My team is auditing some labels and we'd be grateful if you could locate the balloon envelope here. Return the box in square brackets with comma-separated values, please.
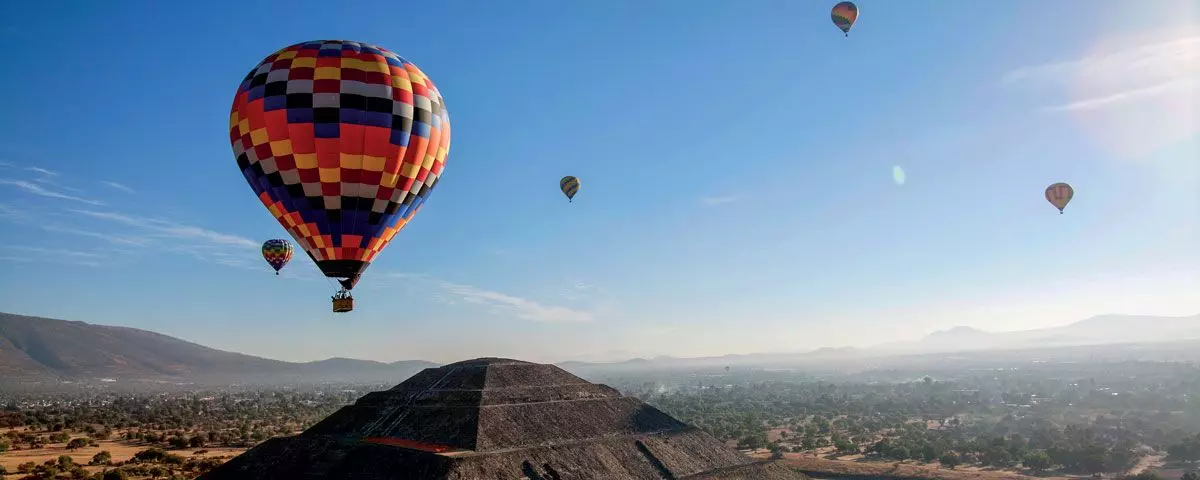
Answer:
[1045, 182, 1074, 213]
[262, 239, 294, 273]
[831, 1, 859, 35]
[560, 176, 581, 201]
[230, 40, 451, 288]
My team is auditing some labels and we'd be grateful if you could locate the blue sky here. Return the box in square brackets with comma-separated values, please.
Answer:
[0, 0, 1196, 364]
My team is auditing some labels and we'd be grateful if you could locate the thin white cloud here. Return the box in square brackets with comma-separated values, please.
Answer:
[3, 245, 106, 259]
[0, 245, 108, 267]
[72, 209, 257, 248]
[368, 272, 594, 322]
[24, 167, 58, 176]
[0, 179, 105, 205]
[699, 195, 738, 206]
[39, 224, 153, 246]
[101, 181, 136, 194]
[436, 280, 594, 323]
[1004, 35, 1200, 112]
[1003, 36, 1200, 85]
[0, 202, 22, 220]
[1045, 78, 1196, 112]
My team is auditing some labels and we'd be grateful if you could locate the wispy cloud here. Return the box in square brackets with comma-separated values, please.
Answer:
[0, 179, 105, 205]
[373, 272, 595, 323]
[437, 280, 594, 323]
[1044, 79, 1195, 112]
[699, 195, 738, 206]
[0, 202, 23, 220]
[101, 181, 136, 194]
[1004, 35, 1200, 112]
[25, 166, 58, 176]
[39, 224, 153, 247]
[72, 210, 257, 248]
[0, 245, 108, 267]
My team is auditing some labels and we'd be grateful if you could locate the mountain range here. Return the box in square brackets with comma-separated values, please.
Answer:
[0, 312, 435, 386]
[2, 311, 1197, 385]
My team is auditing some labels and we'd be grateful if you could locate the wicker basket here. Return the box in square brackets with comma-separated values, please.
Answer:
[332, 297, 354, 313]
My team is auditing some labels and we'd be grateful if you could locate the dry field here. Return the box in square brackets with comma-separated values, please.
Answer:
[0, 427, 244, 474]
[749, 452, 1083, 480]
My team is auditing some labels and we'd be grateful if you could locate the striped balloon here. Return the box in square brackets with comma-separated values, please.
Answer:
[262, 239, 295, 274]
[560, 176, 581, 203]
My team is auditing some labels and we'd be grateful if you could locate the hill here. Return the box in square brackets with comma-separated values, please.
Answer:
[879, 313, 1200, 354]
[0, 312, 436, 386]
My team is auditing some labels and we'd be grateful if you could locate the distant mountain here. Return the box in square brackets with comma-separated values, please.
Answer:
[556, 314, 1200, 374]
[877, 314, 1200, 354]
[6, 311, 1198, 386]
[0, 313, 437, 385]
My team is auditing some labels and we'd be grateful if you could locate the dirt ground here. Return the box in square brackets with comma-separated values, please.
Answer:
[0, 428, 244, 473]
[749, 452, 1080, 480]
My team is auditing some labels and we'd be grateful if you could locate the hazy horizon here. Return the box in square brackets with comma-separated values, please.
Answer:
[0, 0, 1196, 364]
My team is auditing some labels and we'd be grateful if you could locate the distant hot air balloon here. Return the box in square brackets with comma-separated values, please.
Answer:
[230, 40, 451, 313]
[1045, 182, 1074, 214]
[560, 176, 581, 203]
[831, 1, 859, 37]
[261, 239, 294, 275]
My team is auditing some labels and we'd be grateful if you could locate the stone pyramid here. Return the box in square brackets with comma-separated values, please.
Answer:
[199, 357, 806, 479]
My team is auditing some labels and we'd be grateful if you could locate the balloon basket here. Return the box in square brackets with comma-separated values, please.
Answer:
[332, 297, 354, 313]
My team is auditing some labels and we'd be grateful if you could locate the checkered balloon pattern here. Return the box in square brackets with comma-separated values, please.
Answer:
[261, 238, 294, 273]
[230, 40, 451, 285]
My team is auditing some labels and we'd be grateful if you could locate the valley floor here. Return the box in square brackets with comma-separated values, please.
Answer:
[749, 452, 1175, 480]
[0, 427, 245, 478]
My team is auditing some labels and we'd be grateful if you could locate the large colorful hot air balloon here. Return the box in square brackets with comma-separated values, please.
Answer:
[831, 1, 859, 37]
[230, 40, 451, 313]
[560, 176, 581, 203]
[261, 239, 294, 275]
[1045, 182, 1074, 214]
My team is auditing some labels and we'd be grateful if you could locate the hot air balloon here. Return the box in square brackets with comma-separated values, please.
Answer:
[1045, 182, 1074, 214]
[560, 176, 581, 203]
[261, 239, 294, 275]
[230, 40, 451, 313]
[831, 1, 859, 37]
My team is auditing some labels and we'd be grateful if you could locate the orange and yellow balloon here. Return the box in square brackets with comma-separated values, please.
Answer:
[831, 2, 859, 37]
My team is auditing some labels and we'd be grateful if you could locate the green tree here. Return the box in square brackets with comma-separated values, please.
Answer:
[1023, 451, 1052, 472]
[834, 439, 859, 455]
[91, 450, 113, 465]
[67, 437, 90, 449]
[939, 453, 961, 469]
[983, 447, 1015, 467]
[101, 469, 129, 480]
[0, 438, 9, 453]
[188, 435, 206, 448]
[58, 455, 74, 469]
[1178, 471, 1197, 480]
[167, 436, 188, 449]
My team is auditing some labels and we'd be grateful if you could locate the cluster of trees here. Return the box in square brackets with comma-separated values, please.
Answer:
[4, 447, 225, 480]
[641, 362, 1200, 475]
[0, 387, 362, 452]
[1168, 433, 1200, 462]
